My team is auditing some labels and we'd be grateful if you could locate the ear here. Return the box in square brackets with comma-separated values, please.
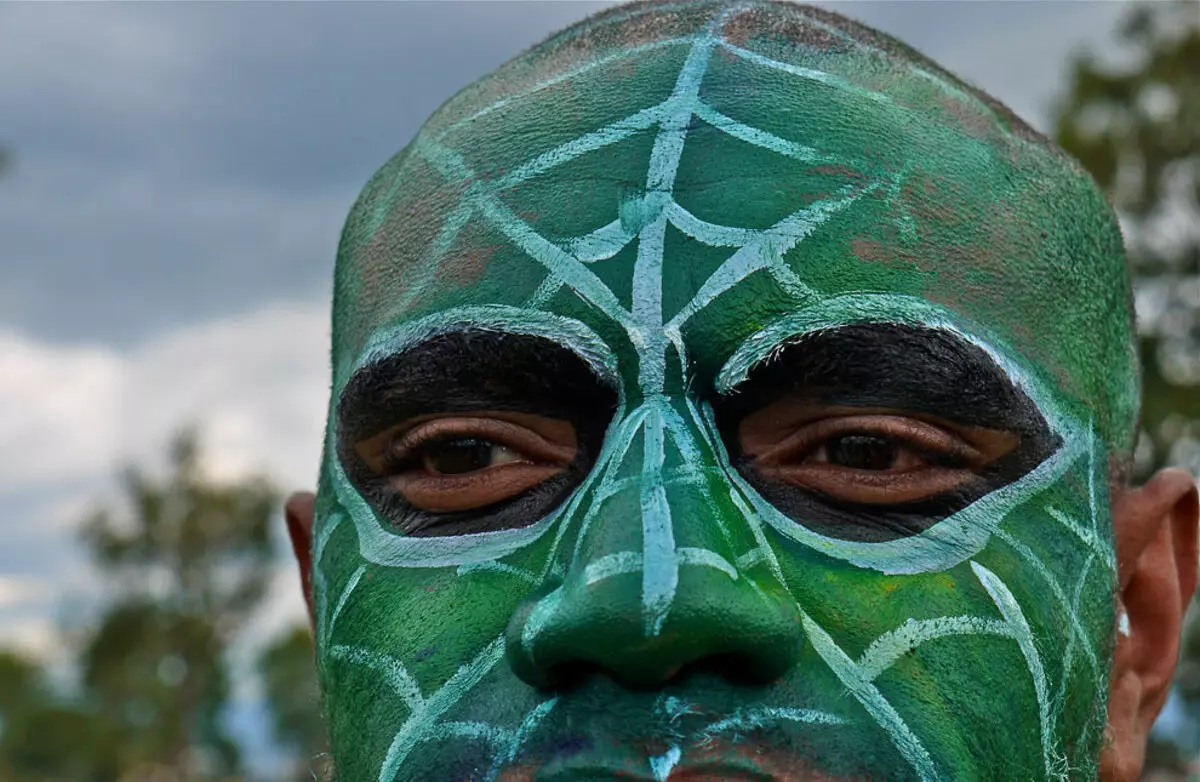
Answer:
[285, 491, 318, 636]
[1100, 468, 1199, 782]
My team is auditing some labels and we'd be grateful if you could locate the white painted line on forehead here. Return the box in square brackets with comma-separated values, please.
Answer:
[715, 291, 1076, 439]
[430, 37, 695, 143]
[341, 304, 619, 392]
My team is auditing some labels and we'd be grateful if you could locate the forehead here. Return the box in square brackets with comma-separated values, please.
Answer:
[332, 1, 1134, 441]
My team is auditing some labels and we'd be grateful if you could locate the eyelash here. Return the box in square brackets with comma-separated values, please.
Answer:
[808, 432, 970, 469]
[380, 420, 972, 481]
[370, 416, 579, 482]
[754, 416, 981, 471]
[382, 432, 481, 473]
[359, 417, 583, 524]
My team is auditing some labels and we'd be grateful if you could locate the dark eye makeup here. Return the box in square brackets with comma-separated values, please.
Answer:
[337, 322, 1058, 542]
[337, 329, 618, 536]
[711, 323, 1060, 542]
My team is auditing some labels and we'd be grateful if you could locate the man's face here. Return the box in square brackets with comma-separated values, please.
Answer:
[310, 3, 1143, 780]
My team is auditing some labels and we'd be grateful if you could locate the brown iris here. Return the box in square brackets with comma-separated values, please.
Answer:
[354, 411, 578, 513]
[739, 399, 1019, 505]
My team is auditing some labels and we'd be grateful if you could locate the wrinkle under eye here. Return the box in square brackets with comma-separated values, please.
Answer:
[368, 414, 577, 513]
[755, 416, 986, 505]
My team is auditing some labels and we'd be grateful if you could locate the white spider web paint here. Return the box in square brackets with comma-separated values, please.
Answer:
[317, 6, 1109, 779]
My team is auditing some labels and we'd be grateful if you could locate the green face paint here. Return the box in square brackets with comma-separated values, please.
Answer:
[314, 2, 1135, 780]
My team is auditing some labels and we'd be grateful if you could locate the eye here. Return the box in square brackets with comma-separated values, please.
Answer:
[408, 437, 524, 476]
[745, 414, 1015, 506]
[356, 415, 579, 514]
[814, 434, 918, 471]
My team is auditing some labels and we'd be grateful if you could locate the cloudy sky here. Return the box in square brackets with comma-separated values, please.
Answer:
[0, 0, 1141, 773]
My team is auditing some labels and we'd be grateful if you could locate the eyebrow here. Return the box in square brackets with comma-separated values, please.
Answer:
[337, 328, 617, 446]
[721, 323, 1050, 436]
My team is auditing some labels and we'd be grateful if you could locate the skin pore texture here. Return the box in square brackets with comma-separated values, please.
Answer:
[286, 2, 1200, 780]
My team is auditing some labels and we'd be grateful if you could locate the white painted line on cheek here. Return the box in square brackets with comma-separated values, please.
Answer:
[801, 610, 940, 781]
[971, 561, 1059, 781]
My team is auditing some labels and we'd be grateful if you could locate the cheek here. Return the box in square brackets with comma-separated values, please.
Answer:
[767, 499, 1115, 778]
[312, 512, 555, 773]
[315, 561, 535, 782]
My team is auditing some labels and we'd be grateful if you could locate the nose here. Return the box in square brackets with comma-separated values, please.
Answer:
[505, 398, 802, 689]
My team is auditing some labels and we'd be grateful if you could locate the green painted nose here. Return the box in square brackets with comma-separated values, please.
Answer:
[506, 560, 802, 689]
[506, 397, 803, 689]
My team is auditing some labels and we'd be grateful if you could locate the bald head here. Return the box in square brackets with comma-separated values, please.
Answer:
[295, 5, 1200, 782]
[334, 0, 1136, 456]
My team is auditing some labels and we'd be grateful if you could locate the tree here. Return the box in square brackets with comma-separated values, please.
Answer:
[0, 650, 42, 719]
[0, 702, 122, 782]
[258, 626, 326, 782]
[1053, 0, 1200, 766]
[0, 651, 122, 782]
[78, 430, 278, 781]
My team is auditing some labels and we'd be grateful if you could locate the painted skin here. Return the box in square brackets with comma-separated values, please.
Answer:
[312, 2, 1140, 780]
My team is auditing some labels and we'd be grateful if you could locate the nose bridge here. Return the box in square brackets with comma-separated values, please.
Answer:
[506, 395, 802, 688]
[581, 395, 743, 632]
[568, 395, 770, 632]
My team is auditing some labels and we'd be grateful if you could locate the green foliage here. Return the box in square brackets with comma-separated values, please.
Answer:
[1054, 0, 1200, 477]
[258, 626, 327, 781]
[0, 654, 118, 782]
[0, 651, 43, 718]
[74, 430, 277, 778]
[0, 701, 122, 782]
[0, 430, 280, 782]
[80, 601, 240, 778]
[81, 431, 277, 631]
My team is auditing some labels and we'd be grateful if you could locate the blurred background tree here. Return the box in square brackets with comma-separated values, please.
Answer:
[77, 430, 277, 780]
[1053, 0, 1200, 773]
[0, 651, 121, 782]
[258, 628, 326, 782]
[0, 431, 285, 782]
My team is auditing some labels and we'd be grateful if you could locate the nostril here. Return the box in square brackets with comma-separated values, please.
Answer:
[686, 652, 783, 687]
[537, 660, 609, 692]
[506, 564, 803, 693]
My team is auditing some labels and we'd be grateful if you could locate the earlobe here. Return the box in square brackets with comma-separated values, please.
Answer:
[285, 491, 318, 636]
[1101, 469, 1199, 781]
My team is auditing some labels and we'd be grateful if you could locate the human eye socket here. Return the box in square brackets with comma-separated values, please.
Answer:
[360, 416, 578, 513]
[748, 414, 1008, 505]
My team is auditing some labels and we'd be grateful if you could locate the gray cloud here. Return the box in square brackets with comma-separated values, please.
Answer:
[0, 2, 608, 345]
